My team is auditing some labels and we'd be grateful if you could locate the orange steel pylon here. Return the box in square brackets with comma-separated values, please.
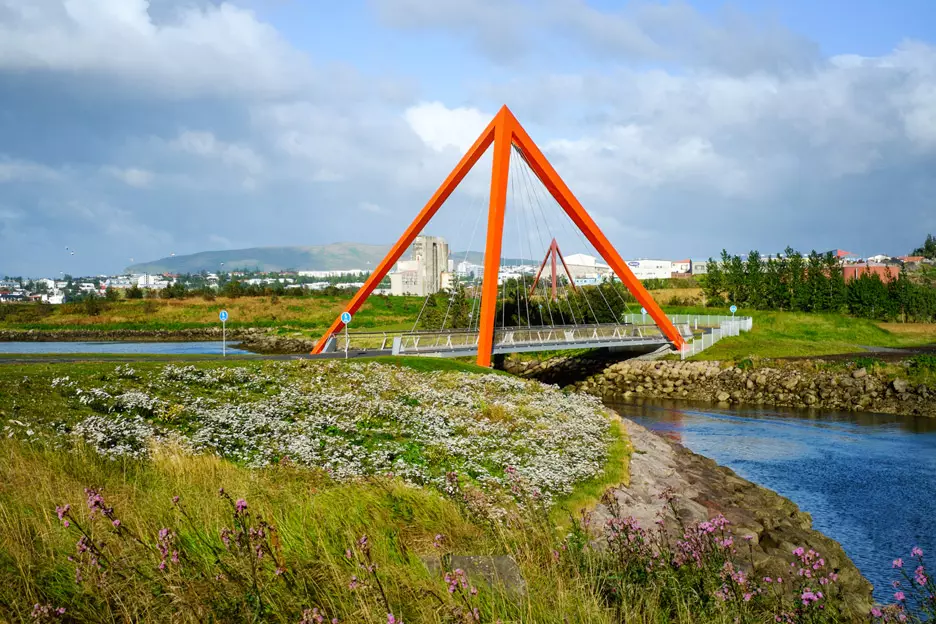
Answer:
[529, 238, 577, 301]
[311, 105, 686, 366]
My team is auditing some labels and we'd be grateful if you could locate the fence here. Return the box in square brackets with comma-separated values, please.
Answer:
[677, 316, 753, 360]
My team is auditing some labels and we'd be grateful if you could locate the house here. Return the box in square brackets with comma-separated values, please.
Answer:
[842, 263, 901, 282]
[671, 259, 691, 274]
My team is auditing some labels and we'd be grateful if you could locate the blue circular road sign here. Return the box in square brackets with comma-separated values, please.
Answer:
[641, 307, 647, 315]
[730, 305, 738, 314]
[219, 310, 229, 322]
[340, 311, 352, 324]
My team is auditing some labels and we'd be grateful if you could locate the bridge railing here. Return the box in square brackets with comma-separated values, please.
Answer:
[678, 316, 753, 360]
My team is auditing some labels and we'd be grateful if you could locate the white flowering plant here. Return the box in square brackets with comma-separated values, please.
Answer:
[32, 361, 615, 508]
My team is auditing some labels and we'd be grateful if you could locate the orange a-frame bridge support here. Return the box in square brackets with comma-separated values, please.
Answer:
[312, 105, 686, 366]
[529, 237, 578, 302]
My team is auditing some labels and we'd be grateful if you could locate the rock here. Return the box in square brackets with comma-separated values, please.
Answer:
[716, 391, 731, 403]
[892, 378, 909, 394]
[423, 555, 526, 597]
[804, 393, 818, 405]
[782, 377, 799, 390]
[853, 368, 867, 379]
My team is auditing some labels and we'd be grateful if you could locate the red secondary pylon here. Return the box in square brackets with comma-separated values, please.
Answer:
[529, 238, 577, 301]
[312, 105, 686, 366]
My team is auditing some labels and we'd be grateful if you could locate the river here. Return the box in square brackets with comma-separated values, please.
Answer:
[0, 341, 249, 355]
[609, 398, 936, 602]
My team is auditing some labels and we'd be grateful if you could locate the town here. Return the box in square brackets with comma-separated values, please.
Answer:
[2, 235, 934, 304]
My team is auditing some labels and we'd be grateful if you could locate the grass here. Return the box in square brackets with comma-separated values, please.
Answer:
[0, 360, 881, 623]
[0, 295, 426, 334]
[663, 306, 936, 360]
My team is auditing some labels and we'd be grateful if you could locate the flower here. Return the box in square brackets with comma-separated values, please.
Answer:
[912, 547, 924, 558]
[893, 558, 904, 569]
[235, 499, 248, 514]
[895, 591, 906, 601]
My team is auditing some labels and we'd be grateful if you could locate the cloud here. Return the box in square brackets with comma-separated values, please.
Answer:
[0, 156, 62, 183]
[169, 131, 264, 175]
[1, 0, 936, 277]
[102, 166, 155, 188]
[0, 0, 315, 98]
[404, 101, 491, 153]
[371, 0, 820, 74]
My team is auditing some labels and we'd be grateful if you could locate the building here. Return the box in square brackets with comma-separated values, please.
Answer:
[672, 259, 691, 274]
[867, 254, 892, 263]
[562, 253, 612, 282]
[842, 263, 901, 282]
[690, 260, 709, 275]
[390, 235, 453, 296]
[297, 269, 367, 278]
[625, 259, 673, 280]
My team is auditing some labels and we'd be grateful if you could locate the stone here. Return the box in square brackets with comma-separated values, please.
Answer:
[782, 377, 799, 390]
[804, 393, 817, 405]
[423, 555, 526, 597]
[892, 378, 909, 394]
[853, 368, 867, 379]
[716, 391, 731, 403]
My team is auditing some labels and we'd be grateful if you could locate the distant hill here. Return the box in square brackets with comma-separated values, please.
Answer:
[126, 244, 539, 274]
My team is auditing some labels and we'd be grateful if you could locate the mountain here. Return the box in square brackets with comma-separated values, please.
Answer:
[125, 243, 392, 274]
[125, 244, 541, 274]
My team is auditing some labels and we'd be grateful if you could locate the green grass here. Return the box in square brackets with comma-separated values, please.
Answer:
[663, 307, 936, 360]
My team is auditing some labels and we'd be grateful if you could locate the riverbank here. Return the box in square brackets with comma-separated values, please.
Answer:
[506, 354, 936, 418]
[0, 359, 878, 621]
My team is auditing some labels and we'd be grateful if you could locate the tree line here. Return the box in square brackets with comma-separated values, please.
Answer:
[704, 248, 936, 322]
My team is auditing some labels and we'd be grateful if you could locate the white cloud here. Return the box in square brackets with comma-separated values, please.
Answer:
[0, 157, 62, 183]
[169, 131, 264, 174]
[0, 0, 314, 98]
[404, 101, 491, 153]
[102, 166, 155, 188]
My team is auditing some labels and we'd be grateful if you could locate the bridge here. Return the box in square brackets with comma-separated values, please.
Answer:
[321, 314, 752, 360]
[312, 106, 752, 365]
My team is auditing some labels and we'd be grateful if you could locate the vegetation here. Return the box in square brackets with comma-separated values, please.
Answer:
[703, 247, 936, 322]
[664, 307, 936, 360]
[911, 233, 936, 260]
[0, 294, 425, 333]
[5, 359, 924, 623]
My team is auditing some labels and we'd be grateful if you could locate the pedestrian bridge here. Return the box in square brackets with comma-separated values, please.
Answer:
[320, 314, 752, 359]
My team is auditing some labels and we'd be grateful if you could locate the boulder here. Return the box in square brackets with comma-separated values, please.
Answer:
[892, 378, 909, 394]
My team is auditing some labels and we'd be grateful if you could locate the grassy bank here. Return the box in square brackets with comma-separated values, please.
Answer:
[1, 358, 891, 623]
[665, 307, 936, 360]
[0, 295, 425, 333]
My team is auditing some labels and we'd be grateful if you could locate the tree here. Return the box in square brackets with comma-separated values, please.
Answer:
[745, 251, 764, 309]
[126, 285, 143, 300]
[912, 233, 936, 259]
[701, 256, 724, 306]
[104, 287, 120, 302]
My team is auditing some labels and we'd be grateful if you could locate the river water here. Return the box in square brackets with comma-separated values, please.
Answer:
[608, 399, 936, 601]
[0, 341, 249, 355]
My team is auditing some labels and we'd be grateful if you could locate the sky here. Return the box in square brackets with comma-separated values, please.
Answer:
[1, 0, 935, 277]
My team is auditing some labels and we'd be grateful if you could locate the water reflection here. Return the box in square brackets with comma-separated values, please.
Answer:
[608, 398, 936, 601]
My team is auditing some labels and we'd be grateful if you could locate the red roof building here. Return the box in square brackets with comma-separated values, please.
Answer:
[842, 263, 901, 282]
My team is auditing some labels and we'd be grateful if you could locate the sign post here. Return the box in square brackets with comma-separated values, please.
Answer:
[219, 310, 229, 357]
[641, 306, 647, 323]
[730, 304, 737, 318]
[340, 311, 352, 359]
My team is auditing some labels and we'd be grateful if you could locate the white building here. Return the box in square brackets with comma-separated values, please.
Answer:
[298, 269, 367, 278]
[625, 259, 673, 280]
[867, 254, 892, 263]
[672, 259, 691, 274]
[562, 253, 612, 281]
[390, 235, 453, 296]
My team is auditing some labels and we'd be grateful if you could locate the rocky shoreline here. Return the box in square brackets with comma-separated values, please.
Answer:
[604, 418, 872, 616]
[505, 355, 935, 418]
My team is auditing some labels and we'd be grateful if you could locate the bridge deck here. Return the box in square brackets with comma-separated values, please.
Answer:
[322, 314, 753, 359]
